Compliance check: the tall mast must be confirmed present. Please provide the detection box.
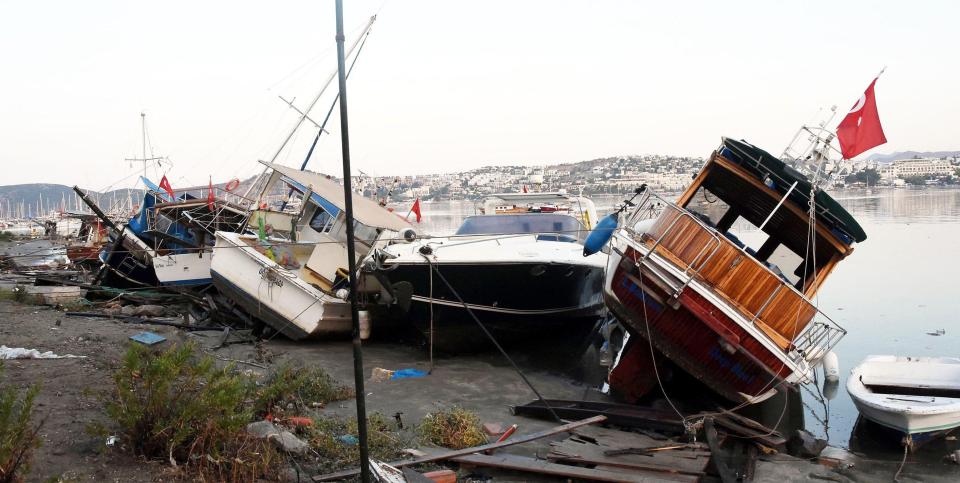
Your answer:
[239,15,377,204]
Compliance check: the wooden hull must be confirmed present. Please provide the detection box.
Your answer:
[605,246,792,404]
[66,244,103,264]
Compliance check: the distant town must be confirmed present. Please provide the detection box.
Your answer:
[356,153,960,201]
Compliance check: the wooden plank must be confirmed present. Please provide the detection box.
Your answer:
[550,440,709,475]
[452,453,695,483]
[311,415,606,481]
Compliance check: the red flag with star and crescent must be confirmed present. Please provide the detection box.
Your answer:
[836,77,887,159]
[158,175,175,200]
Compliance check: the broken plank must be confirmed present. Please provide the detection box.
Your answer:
[452,453,694,482]
[547,452,706,477]
[312,415,607,481]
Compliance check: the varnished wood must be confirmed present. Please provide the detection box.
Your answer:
[640,206,817,349]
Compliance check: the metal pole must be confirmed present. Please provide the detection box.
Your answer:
[335,1,371,481]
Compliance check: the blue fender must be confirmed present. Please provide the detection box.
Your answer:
[583,212,619,256]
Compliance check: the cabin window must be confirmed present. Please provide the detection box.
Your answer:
[684,186,731,228]
[353,220,380,245]
[309,206,336,233]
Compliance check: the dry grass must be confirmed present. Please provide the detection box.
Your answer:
[307,413,410,474]
[417,406,487,449]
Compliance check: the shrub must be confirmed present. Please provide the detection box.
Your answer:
[254,363,354,417]
[308,413,408,473]
[417,406,487,449]
[0,364,43,483]
[105,343,280,480]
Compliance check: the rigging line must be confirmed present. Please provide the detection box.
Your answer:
[424,257,561,423]
[300,31,372,173]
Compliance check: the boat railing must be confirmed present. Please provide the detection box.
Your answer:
[620,190,845,364]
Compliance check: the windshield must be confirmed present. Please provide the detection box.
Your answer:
[455,214,584,239]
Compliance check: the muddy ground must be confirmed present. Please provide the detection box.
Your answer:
[2,294,959,482]
[0,296,605,482]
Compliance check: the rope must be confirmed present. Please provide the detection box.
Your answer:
[423,256,562,423]
[893,440,909,482]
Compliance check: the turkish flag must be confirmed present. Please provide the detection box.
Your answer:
[158,175,175,200]
[207,177,216,211]
[410,198,422,223]
[836,78,887,159]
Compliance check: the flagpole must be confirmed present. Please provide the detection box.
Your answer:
[334,1,372,481]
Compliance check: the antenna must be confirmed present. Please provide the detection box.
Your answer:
[124,112,167,188]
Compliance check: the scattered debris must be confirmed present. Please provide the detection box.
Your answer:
[482,422,503,436]
[0,345,84,359]
[313,415,607,481]
[246,420,309,454]
[788,429,828,459]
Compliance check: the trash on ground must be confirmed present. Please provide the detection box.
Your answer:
[0,345,84,359]
[129,331,166,346]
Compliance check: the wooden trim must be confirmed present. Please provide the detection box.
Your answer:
[677,153,715,207]
[711,154,850,256]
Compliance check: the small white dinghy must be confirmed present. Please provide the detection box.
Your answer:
[848,355,960,444]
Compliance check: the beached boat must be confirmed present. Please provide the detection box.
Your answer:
[601,138,859,404]
[848,355,960,445]
[64,212,108,265]
[373,192,607,348]
[210,161,413,340]
[94,178,248,288]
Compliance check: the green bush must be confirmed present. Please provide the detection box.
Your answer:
[0,364,43,483]
[253,362,354,417]
[417,406,487,449]
[105,343,280,480]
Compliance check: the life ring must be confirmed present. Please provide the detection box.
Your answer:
[224,178,241,192]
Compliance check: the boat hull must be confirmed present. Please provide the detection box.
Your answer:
[383,259,606,349]
[604,245,792,404]
[848,356,960,443]
[154,252,213,286]
[210,232,352,340]
[98,231,159,288]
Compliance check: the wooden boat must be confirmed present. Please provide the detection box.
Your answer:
[94,179,247,288]
[603,138,861,404]
[64,212,108,265]
[210,161,413,340]
[848,355,960,445]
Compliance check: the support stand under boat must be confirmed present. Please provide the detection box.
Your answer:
[334,1,371,481]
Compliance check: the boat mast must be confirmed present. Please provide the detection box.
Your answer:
[125,112,165,191]
[334,1,371,480]
[239,15,377,204]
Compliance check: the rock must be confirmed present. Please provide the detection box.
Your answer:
[482,422,503,436]
[120,305,138,316]
[246,420,280,439]
[133,304,166,317]
[271,430,309,454]
[787,429,827,458]
[246,421,308,454]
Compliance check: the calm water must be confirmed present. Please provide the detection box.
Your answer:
[402,188,960,448]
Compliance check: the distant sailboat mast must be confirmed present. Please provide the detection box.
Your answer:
[125,112,166,192]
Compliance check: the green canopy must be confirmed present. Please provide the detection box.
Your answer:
[719,138,867,243]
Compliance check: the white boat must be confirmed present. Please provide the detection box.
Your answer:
[372,192,608,349]
[210,161,413,340]
[848,355,960,443]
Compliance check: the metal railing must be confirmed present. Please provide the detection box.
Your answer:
[618,189,847,366]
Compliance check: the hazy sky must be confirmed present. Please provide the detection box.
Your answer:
[1,1,957,190]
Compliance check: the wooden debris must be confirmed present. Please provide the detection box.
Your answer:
[452,453,693,482]
[549,425,709,478]
[312,415,607,481]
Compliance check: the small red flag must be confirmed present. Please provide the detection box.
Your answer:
[836,77,887,159]
[158,175,175,200]
[207,177,215,211]
[410,198,422,223]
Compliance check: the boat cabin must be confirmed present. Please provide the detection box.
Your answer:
[633,138,864,350]
[244,162,412,293]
